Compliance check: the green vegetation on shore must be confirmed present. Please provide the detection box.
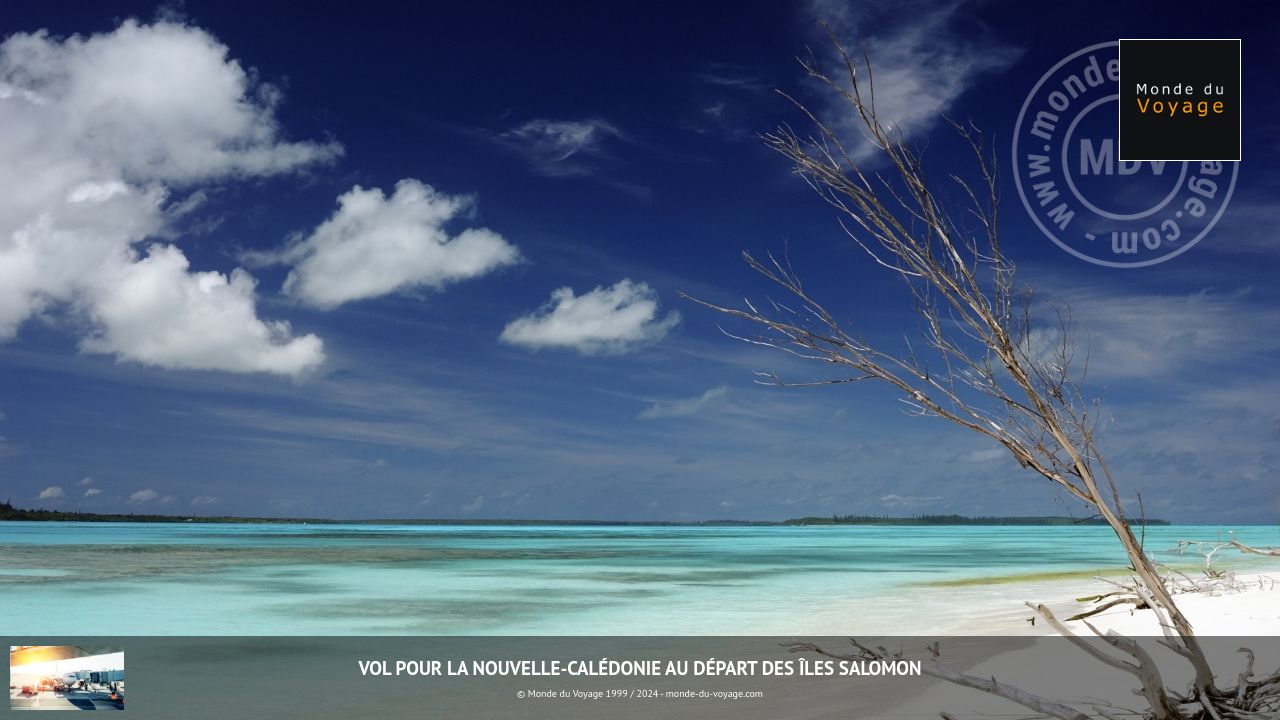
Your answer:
[0,501,772,525]
[1,501,1170,526]
[783,514,1170,526]
[0,500,324,524]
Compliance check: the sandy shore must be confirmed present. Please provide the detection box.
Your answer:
[954,570,1280,636]
[872,568,1280,718]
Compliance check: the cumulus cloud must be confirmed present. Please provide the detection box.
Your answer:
[257,180,519,309]
[807,0,1021,160]
[500,279,679,354]
[880,493,943,509]
[79,476,94,485]
[461,495,485,514]
[128,488,159,504]
[0,19,337,376]
[190,496,221,506]
[84,488,102,497]
[36,486,65,500]
[639,386,729,420]
[82,244,324,373]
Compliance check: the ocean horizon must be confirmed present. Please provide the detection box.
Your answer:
[3,522,1277,636]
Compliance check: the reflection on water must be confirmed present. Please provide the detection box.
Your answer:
[1,522,1275,635]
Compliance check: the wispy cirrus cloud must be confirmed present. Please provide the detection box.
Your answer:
[1029,285,1280,381]
[691,62,770,92]
[1194,199,1280,257]
[804,0,1021,160]
[498,118,625,177]
[487,118,649,195]
[638,385,729,420]
[688,62,776,140]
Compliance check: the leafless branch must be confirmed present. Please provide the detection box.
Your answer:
[687,27,1280,719]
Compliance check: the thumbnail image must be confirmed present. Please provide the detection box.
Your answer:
[10,646,124,711]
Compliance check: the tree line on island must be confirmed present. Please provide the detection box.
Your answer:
[0,500,1168,526]
[786,514,1171,526]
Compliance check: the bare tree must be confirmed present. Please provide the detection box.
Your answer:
[689,31,1277,720]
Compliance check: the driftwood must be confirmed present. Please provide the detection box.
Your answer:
[784,639,1094,720]
[1230,540,1280,558]
[1172,536,1280,595]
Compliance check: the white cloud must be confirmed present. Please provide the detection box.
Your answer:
[1036,286,1280,380]
[84,488,101,497]
[190,496,220,506]
[259,179,519,309]
[128,488,159,504]
[639,386,729,420]
[807,0,1021,160]
[2,21,340,183]
[880,493,942,509]
[499,118,623,178]
[82,244,324,374]
[36,486,65,500]
[0,19,336,376]
[500,279,679,354]
[692,63,769,91]
[960,447,1005,463]
[78,476,94,485]
[461,495,485,514]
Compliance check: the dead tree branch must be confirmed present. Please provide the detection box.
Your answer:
[687,26,1280,719]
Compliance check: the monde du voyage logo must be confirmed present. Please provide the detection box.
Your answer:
[1013,40,1240,268]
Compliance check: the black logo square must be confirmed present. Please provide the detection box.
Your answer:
[1119,39,1240,161]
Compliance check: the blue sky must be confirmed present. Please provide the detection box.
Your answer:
[1,1,1277,522]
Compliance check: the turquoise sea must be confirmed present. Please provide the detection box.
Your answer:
[1,523,1277,635]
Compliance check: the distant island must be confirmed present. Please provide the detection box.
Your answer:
[785,513,1171,526]
[0,500,325,524]
[0,501,1168,526]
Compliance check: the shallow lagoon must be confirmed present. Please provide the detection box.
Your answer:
[2,522,1276,635]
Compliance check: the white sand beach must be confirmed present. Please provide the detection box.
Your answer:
[958,570,1280,636]
[874,570,1280,719]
